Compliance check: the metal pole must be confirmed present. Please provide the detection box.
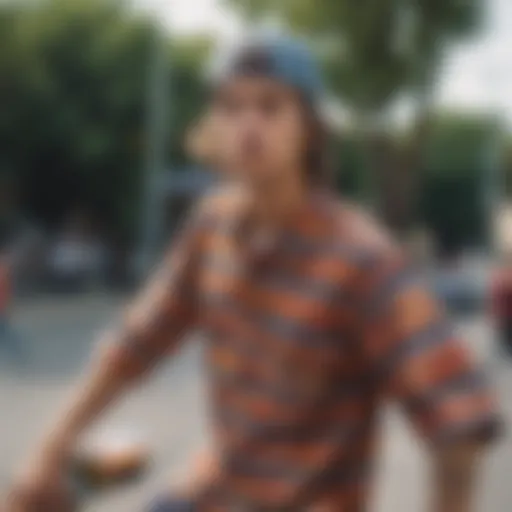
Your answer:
[483,119,504,257]
[136,15,170,278]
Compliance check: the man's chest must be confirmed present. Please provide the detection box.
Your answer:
[195,232,360,397]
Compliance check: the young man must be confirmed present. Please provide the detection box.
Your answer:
[8,37,501,512]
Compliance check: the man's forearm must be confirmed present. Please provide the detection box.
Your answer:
[433,442,484,512]
[37,342,133,462]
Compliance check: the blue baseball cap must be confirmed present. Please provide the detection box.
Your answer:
[208,35,325,105]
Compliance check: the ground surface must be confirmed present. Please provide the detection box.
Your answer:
[0,294,510,511]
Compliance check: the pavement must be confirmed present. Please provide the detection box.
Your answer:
[0,293,511,512]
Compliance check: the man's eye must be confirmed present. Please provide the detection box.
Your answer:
[258,97,282,116]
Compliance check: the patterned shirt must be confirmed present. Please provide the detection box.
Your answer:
[107,187,501,511]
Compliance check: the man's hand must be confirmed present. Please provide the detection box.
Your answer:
[6,449,74,512]
[433,442,484,512]
[4,341,132,512]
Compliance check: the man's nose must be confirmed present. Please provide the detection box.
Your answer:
[239,129,264,156]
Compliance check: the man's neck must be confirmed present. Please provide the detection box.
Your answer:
[247,173,308,228]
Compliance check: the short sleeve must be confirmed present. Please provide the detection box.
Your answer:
[104,200,210,381]
[357,253,502,446]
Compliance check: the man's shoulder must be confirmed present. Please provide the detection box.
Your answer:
[193,184,248,220]
[328,198,402,264]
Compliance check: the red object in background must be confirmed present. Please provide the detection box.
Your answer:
[0,261,11,313]
[491,266,512,321]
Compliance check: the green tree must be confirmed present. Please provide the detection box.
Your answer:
[0,0,210,243]
[225,0,484,235]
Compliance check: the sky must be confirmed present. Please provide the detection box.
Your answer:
[136,0,512,122]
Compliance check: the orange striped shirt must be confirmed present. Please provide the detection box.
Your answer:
[107,187,501,511]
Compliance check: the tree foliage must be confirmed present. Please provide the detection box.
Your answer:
[226,0,485,236]
[226,0,482,113]
[0,0,210,242]
[0,0,500,254]
[420,113,498,253]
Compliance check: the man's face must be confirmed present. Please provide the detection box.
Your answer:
[211,77,307,186]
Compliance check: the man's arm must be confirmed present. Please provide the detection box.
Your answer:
[32,339,135,469]
[357,252,501,512]
[8,203,209,509]
[433,441,484,512]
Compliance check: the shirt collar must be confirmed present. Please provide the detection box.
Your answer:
[228,189,331,261]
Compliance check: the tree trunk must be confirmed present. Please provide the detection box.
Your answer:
[361,97,433,241]
[398,92,433,228]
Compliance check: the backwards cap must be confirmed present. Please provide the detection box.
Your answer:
[208,35,325,105]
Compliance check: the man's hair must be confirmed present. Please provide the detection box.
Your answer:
[231,46,274,76]
[301,99,333,189]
